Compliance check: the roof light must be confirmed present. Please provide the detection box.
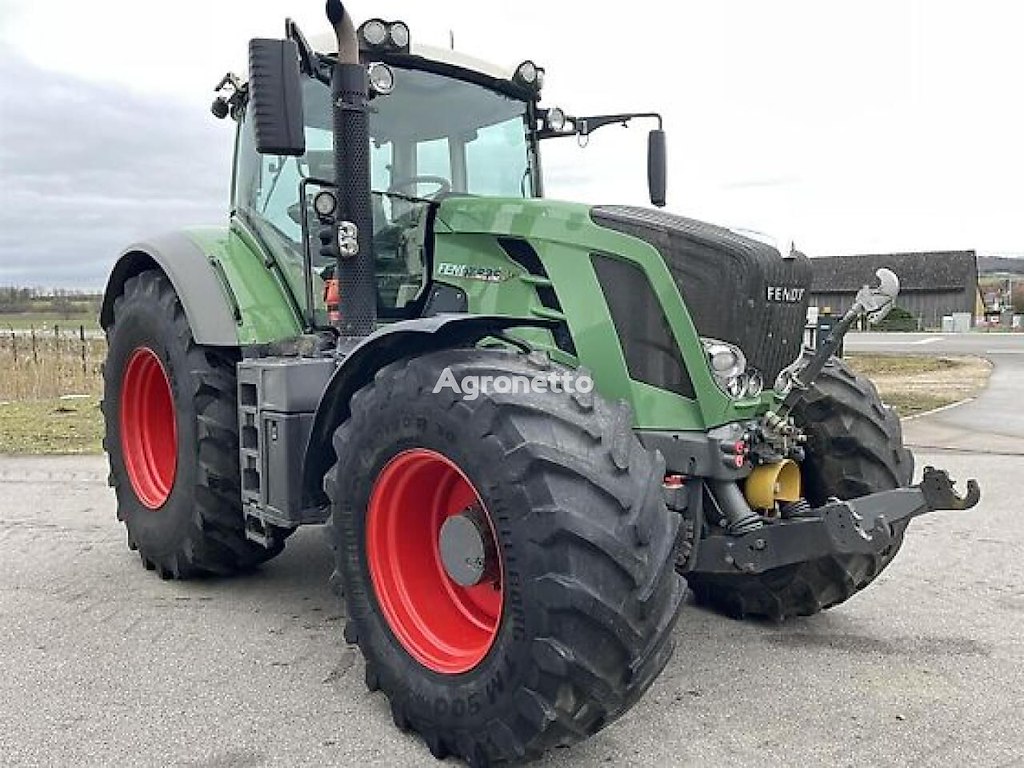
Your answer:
[358,19,411,53]
[361,19,387,47]
[513,60,545,96]
[389,22,410,49]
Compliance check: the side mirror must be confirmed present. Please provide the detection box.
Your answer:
[648,129,667,208]
[248,39,306,156]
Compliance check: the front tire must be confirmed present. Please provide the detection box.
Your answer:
[686,358,914,620]
[325,349,684,766]
[103,270,284,578]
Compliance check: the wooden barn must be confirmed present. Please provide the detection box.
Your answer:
[810,251,980,329]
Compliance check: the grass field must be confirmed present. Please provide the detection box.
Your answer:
[0,347,993,455]
[0,398,103,455]
[0,332,104,401]
[0,311,101,331]
[846,353,991,416]
[0,326,104,455]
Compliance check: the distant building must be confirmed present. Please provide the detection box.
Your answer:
[809,251,980,329]
[978,255,1024,277]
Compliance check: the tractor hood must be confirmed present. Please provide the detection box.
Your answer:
[591,206,813,383]
[435,197,812,384]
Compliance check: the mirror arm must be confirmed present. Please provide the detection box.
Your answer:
[285,19,317,76]
[537,111,663,140]
[578,112,663,136]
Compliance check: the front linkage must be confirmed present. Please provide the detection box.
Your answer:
[682,268,981,580]
[693,467,980,577]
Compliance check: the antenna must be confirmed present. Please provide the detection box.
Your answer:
[449,29,455,50]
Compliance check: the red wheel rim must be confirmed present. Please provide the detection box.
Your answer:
[367,449,503,675]
[120,347,178,510]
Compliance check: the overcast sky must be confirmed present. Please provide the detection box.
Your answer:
[1,0,1022,288]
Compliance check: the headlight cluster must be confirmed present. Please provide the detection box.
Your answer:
[358,19,411,53]
[701,339,764,400]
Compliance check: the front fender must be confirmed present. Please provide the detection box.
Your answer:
[100,231,240,346]
[101,227,305,347]
[300,314,558,513]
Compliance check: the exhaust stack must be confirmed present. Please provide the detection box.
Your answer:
[326,0,376,338]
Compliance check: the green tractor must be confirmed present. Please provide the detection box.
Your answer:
[100,2,980,764]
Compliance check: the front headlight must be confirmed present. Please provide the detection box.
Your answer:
[701,338,762,400]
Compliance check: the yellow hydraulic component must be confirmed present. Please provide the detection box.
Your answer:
[744,460,802,510]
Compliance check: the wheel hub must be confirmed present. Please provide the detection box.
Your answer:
[366,449,504,675]
[439,507,498,587]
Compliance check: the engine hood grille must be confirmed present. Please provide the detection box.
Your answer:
[591,206,812,383]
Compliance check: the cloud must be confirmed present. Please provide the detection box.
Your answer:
[0,52,234,288]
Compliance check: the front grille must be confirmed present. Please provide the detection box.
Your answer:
[592,206,811,383]
[592,254,695,399]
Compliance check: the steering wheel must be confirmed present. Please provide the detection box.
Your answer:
[387,175,452,200]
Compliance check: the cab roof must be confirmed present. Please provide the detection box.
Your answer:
[307,33,516,82]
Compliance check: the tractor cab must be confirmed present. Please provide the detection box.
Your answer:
[219,20,665,329]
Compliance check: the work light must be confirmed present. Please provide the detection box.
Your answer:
[517,61,537,84]
[361,19,387,47]
[368,63,395,95]
[358,19,411,53]
[313,190,338,219]
[546,107,567,132]
[389,22,410,49]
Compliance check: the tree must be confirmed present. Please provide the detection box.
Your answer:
[875,305,918,332]
[52,295,76,320]
[0,287,32,313]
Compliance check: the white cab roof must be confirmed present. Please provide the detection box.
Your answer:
[306,32,516,82]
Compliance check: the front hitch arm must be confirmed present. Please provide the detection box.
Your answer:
[689,468,980,577]
[918,466,982,511]
[775,267,901,416]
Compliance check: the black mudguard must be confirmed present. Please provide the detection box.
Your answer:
[99,233,240,346]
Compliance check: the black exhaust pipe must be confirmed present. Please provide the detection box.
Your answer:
[326,0,375,339]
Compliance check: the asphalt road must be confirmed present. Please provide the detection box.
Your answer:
[847,331,1024,452]
[1,334,1022,767]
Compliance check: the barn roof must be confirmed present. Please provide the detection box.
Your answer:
[810,251,977,293]
[978,255,1024,276]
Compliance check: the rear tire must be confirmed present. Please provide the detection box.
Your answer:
[686,358,914,620]
[103,270,285,578]
[325,349,684,766]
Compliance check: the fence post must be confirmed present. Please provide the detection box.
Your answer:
[31,326,38,365]
[53,324,61,392]
[8,326,16,365]
[79,325,87,375]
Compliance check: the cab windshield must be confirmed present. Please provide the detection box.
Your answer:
[234,65,535,324]
[292,66,535,199]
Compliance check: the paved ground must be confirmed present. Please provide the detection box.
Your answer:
[1,333,1022,767]
[848,331,1024,453]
